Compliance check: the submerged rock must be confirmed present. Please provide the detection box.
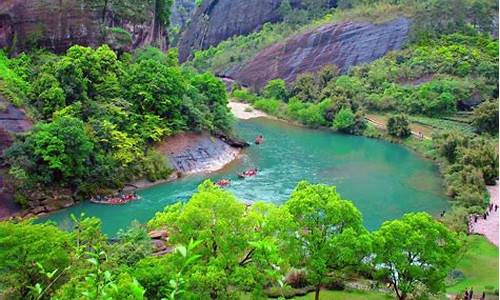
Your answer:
[225,17,410,89]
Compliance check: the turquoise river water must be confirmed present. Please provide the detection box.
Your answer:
[43,118,450,235]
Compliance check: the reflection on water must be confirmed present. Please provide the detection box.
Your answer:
[42,118,450,235]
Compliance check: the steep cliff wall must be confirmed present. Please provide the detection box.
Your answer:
[177,0,338,62]
[0,0,169,54]
[171,0,196,28]
[225,17,410,89]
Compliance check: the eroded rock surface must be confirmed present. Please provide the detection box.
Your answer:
[0,0,169,54]
[177,0,337,62]
[0,97,32,219]
[157,132,243,175]
[226,17,410,89]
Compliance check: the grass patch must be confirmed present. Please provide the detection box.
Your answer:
[240,289,393,300]
[294,290,392,300]
[447,235,499,294]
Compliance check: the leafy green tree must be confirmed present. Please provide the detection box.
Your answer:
[333,106,355,133]
[316,64,340,90]
[30,73,66,119]
[457,137,499,185]
[387,114,411,138]
[147,180,294,299]
[0,221,71,299]
[471,100,499,134]
[433,131,469,163]
[285,181,370,300]
[372,212,461,300]
[291,73,320,102]
[263,79,288,101]
[5,116,95,188]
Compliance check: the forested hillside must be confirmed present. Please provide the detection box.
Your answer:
[0,0,498,299]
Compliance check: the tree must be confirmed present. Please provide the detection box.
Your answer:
[30,73,66,119]
[471,100,499,134]
[291,73,320,102]
[333,106,355,133]
[373,212,461,300]
[387,114,411,138]
[263,79,288,101]
[0,221,71,299]
[285,181,370,300]
[147,181,294,299]
[17,116,95,187]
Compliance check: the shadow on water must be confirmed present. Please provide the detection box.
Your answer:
[41,118,450,236]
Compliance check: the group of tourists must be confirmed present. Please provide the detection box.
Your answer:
[215,135,264,188]
[90,192,139,205]
[468,203,498,232]
[455,288,487,300]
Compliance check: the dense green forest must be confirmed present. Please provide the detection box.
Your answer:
[0,0,498,299]
[0,181,462,300]
[0,46,233,206]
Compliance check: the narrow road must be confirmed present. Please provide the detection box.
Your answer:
[365,116,432,140]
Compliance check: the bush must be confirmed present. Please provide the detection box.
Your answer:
[263,79,288,101]
[333,107,355,133]
[253,98,284,116]
[471,100,499,134]
[387,114,411,138]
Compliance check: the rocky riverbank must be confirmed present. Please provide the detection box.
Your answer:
[1,130,248,220]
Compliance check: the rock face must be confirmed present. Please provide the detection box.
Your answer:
[157,132,243,175]
[171,0,196,28]
[0,96,32,219]
[0,0,168,54]
[178,0,316,62]
[225,17,410,89]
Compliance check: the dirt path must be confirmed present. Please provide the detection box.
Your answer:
[469,181,499,247]
[365,114,432,140]
[228,101,268,120]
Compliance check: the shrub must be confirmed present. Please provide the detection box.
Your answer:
[333,107,355,133]
[253,98,284,116]
[263,79,288,101]
[387,114,411,138]
[471,100,499,134]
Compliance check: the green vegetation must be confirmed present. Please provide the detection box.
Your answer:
[387,114,411,138]
[0,181,463,300]
[186,0,497,74]
[447,236,499,294]
[2,45,233,207]
[231,31,498,219]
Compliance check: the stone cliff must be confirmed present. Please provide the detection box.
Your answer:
[178,0,338,62]
[225,17,410,89]
[0,0,169,54]
[171,0,196,28]
[0,96,32,219]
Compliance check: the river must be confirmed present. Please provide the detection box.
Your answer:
[42,118,450,235]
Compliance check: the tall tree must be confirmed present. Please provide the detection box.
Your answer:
[373,212,461,300]
[285,181,370,300]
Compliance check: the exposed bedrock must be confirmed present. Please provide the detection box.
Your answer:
[178,0,336,62]
[0,96,32,219]
[225,17,410,89]
[0,0,168,54]
[157,132,247,175]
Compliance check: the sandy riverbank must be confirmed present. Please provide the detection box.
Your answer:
[228,101,269,119]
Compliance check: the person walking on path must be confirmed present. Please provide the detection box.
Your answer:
[469,181,499,246]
